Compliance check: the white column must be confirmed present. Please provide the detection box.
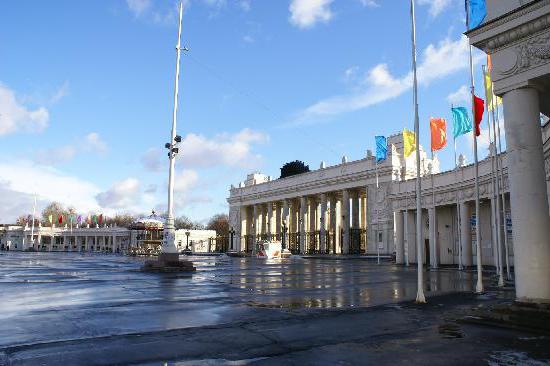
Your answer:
[282,200,289,246]
[251,205,261,242]
[320,193,327,254]
[342,190,350,254]
[403,211,409,265]
[503,87,550,302]
[352,191,360,229]
[239,206,247,252]
[275,202,282,237]
[460,202,473,267]
[428,207,439,268]
[395,211,404,264]
[329,196,337,254]
[267,203,274,237]
[300,197,307,254]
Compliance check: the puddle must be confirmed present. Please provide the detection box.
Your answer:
[487,351,549,365]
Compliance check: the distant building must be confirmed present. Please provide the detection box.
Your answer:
[0,213,216,254]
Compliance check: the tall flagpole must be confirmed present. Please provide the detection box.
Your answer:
[375,160,380,265]
[410,0,425,303]
[162,0,184,256]
[495,104,511,279]
[484,64,504,287]
[452,104,463,270]
[30,194,36,250]
[466,0,483,293]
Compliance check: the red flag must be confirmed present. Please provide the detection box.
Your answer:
[473,95,484,137]
[430,118,447,151]
[58,215,63,225]
[99,214,103,225]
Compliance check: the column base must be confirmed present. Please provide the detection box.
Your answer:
[141,253,196,273]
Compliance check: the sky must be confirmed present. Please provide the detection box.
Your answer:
[0,0,498,223]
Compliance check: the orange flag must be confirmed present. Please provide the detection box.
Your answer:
[430,118,447,151]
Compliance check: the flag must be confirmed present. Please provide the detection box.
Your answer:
[430,118,447,151]
[58,215,63,225]
[48,214,53,225]
[99,214,103,225]
[77,215,82,224]
[485,56,502,111]
[403,129,416,158]
[375,136,387,163]
[451,107,473,138]
[92,215,98,224]
[467,0,486,29]
[473,95,485,137]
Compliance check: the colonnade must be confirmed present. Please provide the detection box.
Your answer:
[238,188,382,255]
[24,233,126,253]
[393,196,512,269]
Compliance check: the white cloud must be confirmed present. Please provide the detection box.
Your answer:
[447,85,470,106]
[96,178,141,209]
[293,35,482,125]
[243,35,255,43]
[50,81,70,104]
[289,0,334,29]
[32,132,108,166]
[239,0,251,11]
[360,0,379,8]
[141,128,269,171]
[0,159,101,222]
[141,147,164,172]
[34,145,77,165]
[84,132,108,154]
[0,83,49,136]
[418,0,452,18]
[126,0,152,18]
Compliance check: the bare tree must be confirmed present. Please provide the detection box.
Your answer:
[206,213,229,236]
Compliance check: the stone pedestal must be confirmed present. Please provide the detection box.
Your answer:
[142,253,196,273]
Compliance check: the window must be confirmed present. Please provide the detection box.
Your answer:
[378,232,383,243]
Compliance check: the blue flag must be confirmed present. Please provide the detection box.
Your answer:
[451,107,473,138]
[375,136,387,163]
[467,0,486,29]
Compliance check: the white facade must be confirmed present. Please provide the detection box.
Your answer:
[0,224,216,254]
[468,0,550,303]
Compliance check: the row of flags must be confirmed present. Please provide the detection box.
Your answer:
[42,214,107,226]
[375,54,501,162]
[376,101,484,162]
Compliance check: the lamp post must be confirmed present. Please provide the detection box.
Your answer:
[185,231,190,251]
[229,227,235,251]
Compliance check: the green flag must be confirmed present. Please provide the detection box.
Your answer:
[451,107,473,138]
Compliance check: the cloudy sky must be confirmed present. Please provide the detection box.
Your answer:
[0,0,494,223]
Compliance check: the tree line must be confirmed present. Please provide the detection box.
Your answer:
[15,202,229,236]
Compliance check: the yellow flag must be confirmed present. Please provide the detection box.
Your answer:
[403,128,416,158]
[485,68,502,112]
[48,214,53,224]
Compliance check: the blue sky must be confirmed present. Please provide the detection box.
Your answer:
[0,0,495,223]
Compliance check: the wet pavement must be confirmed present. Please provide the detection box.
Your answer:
[1,252,547,365]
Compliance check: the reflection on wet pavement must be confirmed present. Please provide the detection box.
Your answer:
[0,252,481,348]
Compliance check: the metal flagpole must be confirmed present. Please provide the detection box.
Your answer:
[467,0,484,293]
[410,0,425,303]
[495,104,511,280]
[162,0,184,256]
[451,104,463,270]
[376,160,380,265]
[484,64,504,287]
[30,195,36,250]
[430,146,437,269]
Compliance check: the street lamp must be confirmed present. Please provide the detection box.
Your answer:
[185,231,190,251]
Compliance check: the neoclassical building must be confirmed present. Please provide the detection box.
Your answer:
[228,0,550,304]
